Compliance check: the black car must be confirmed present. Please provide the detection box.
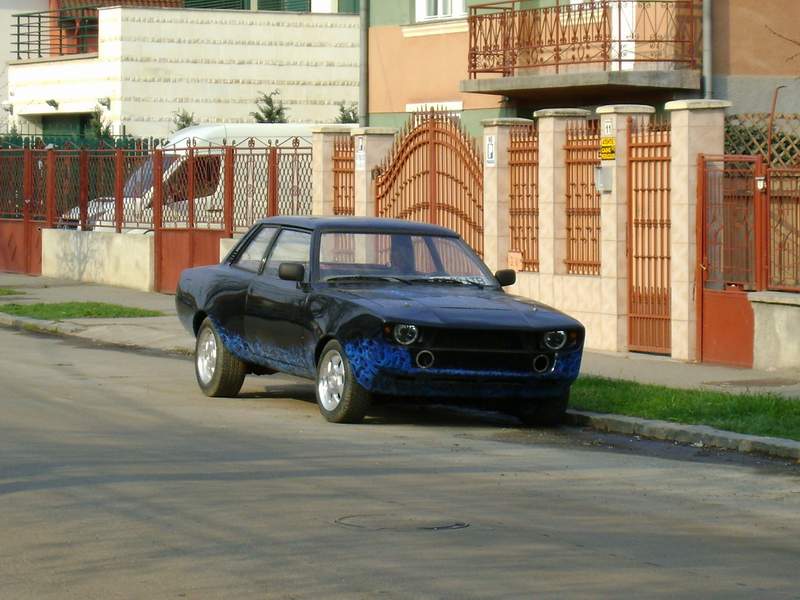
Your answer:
[176,217,584,425]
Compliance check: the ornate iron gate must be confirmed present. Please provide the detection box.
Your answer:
[627,117,672,355]
[0,148,45,275]
[373,111,484,256]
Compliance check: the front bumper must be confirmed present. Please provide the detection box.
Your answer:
[343,337,582,399]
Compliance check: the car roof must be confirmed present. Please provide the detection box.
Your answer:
[255,216,460,237]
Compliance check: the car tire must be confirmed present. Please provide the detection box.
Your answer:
[195,317,246,398]
[515,390,569,428]
[316,340,371,424]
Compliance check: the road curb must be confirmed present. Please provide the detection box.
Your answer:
[2,314,798,461]
[566,410,800,462]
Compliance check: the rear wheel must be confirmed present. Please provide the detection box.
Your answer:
[195,318,246,397]
[515,390,569,427]
[316,340,371,424]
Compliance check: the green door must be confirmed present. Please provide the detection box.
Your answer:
[41,114,89,138]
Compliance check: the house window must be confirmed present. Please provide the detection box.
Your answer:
[415,0,466,21]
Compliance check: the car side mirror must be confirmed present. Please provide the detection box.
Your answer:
[279,262,305,282]
[495,269,516,287]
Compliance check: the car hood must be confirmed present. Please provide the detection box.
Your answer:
[324,284,582,330]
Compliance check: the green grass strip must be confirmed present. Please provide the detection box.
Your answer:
[0,302,162,320]
[572,376,800,442]
[0,288,24,296]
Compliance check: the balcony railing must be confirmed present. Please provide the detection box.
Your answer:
[12,2,183,60]
[468,0,701,79]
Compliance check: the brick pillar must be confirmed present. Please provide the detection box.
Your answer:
[311,125,354,216]
[595,104,655,351]
[481,118,535,273]
[533,108,590,306]
[352,127,396,218]
[665,99,731,362]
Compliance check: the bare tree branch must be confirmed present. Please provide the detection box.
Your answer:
[766,25,800,62]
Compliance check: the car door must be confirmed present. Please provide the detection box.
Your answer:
[211,225,278,339]
[244,228,314,376]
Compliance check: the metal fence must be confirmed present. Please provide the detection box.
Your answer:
[564,119,601,276]
[627,116,672,354]
[0,138,313,233]
[508,123,539,272]
[332,135,355,216]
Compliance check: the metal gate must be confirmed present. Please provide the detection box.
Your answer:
[697,155,760,367]
[0,149,45,275]
[373,111,484,256]
[627,117,672,354]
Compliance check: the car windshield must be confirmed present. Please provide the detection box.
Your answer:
[317,232,495,287]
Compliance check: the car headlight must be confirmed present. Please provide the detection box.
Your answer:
[393,323,419,345]
[543,330,567,351]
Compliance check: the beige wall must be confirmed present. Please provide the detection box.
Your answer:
[749,293,800,371]
[42,229,154,292]
[369,24,502,114]
[9,7,360,137]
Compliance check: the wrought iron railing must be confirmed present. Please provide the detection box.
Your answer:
[11,2,182,60]
[468,0,701,78]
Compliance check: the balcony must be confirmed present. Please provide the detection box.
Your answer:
[461,0,702,99]
[12,2,182,61]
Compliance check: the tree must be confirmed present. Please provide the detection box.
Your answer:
[172,109,198,133]
[251,90,288,123]
[335,101,358,124]
[89,106,113,139]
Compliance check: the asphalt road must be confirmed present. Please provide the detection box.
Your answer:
[1,328,799,600]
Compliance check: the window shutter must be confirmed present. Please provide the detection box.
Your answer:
[258,0,311,11]
[184,0,248,9]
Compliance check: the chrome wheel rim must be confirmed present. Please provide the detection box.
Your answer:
[196,327,217,385]
[318,351,345,412]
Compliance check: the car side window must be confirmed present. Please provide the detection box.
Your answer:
[263,229,312,278]
[233,227,277,273]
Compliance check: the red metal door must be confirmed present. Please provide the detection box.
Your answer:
[696,155,760,367]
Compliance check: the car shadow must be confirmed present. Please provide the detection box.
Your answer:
[238,378,521,428]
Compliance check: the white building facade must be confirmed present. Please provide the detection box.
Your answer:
[7,5,359,138]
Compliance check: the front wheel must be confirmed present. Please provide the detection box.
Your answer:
[195,318,246,397]
[316,340,371,424]
[515,390,570,428]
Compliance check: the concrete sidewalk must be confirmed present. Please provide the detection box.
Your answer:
[2,273,799,398]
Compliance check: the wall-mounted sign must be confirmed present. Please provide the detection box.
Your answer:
[485,134,496,166]
[599,136,616,161]
[602,118,614,137]
[355,136,365,171]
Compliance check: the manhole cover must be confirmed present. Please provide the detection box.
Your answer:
[704,378,800,388]
[335,514,469,532]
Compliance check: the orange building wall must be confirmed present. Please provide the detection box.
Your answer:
[369,25,502,115]
[714,0,800,77]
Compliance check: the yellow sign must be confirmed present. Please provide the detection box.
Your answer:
[599,136,616,161]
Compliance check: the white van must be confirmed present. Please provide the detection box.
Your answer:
[64,123,354,233]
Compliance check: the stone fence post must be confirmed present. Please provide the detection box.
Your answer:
[665,99,731,362]
[595,104,655,351]
[351,127,396,218]
[311,125,354,216]
[481,118,536,273]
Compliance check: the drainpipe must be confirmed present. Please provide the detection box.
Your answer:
[359,0,369,126]
[703,0,712,99]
